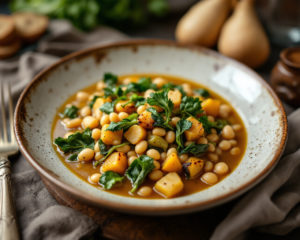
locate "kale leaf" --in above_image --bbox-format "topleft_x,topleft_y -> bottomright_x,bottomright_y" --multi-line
175,119 -> 192,149
195,88 -> 210,98
180,96 -> 203,118
125,155 -> 155,193
179,142 -> 208,155
100,171 -> 124,190
107,113 -> 138,131
60,105 -> 79,119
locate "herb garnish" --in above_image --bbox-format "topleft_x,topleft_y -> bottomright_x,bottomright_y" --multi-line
100,171 -> 124,190
94,140 -> 130,166
99,102 -> 115,114
195,88 -> 210,98
198,116 -> 228,134
175,119 -> 192,149
107,113 -> 138,131
162,83 -> 185,96
179,96 -> 203,118
60,105 -> 79,119
125,155 -> 155,193
89,96 -> 100,108
103,72 -> 118,86
122,94 -> 145,107
179,142 -> 208,155
125,77 -> 157,93
54,128 -> 94,161
147,107 -> 173,130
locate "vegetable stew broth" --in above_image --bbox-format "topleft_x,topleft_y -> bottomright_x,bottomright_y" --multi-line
52,74 -> 246,199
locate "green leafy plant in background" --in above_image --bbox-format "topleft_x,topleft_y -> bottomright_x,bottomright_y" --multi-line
10,0 -> 169,31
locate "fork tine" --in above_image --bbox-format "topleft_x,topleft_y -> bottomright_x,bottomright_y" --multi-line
7,82 -> 15,143
0,81 -> 8,143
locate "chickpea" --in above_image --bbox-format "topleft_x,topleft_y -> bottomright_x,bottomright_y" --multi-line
208,153 -> 219,162
167,147 -> 177,156
64,132 -> 74,138
128,156 -> 137,165
116,144 -> 131,153
94,152 -> 103,161
197,137 -> 208,144
90,173 -> 101,184
65,118 -> 82,128
94,141 -> 100,152
76,91 -> 89,102
230,147 -> 241,155
153,77 -> 167,88
204,161 -> 214,172
152,127 -> 166,137
118,112 -> 129,120
92,128 -> 101,140
165,131 -> 175,143
232,124 -> 242,132
222,125 -> 235,139
80,106 -> 91,117
185,141 -> 194,147
160,152 -> 167,161
100,114 -> 110,126
127,151 -> 137,157
211,129 -> 217,134
112,140 -> 121,145
147,149 -> 160,160
214,162 -> 229,175
137,105 -> 147,115
229,140 -> 237,147
153,160 -> 161,170
219,104 -> 231,118
207,143 -> 215,152
202,172 -> 218,185
78,148 -> 94,162
135,140 -> 148,155
171,117 -> 181,126
82,116 -> 99,129
144,89 -> 155,98
215,147 -> 223,155
94,109 -> 103,120
149,170 -> 163,181
122,78 -> 131,85
219,140 -> 231,151
137,186 -> 152,197
179,154 -> 189,163
182,83 -> 193,96
207,116 -> 215,122
207,133 -> 219,142
109,112 -> 120,122
96,81 -> 106,90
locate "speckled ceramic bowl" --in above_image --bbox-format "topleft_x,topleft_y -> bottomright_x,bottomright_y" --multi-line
14,40 -> 287,215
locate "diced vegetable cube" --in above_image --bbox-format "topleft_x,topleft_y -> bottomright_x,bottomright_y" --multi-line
184,116 -> 204,141
201,98 -> 220,117
124,125 -> 147,144
101,124 -> 123,145
154,172 -> 184,198
183,157 -> 204,179
168,89 -> 182,108
100,152 -> 127,174
138,111 -> 154,129
148,135 -> 168,151
162,153 -> 182,172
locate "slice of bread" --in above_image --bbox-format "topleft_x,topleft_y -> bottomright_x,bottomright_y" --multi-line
0,15 -> 16,45
13,12 -> 49,43
0,38 -> 21,59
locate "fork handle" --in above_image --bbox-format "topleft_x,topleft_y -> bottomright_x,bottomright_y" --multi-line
0,156 -> 20,240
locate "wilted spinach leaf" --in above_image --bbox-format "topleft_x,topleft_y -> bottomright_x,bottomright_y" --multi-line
100,171 -> 124,189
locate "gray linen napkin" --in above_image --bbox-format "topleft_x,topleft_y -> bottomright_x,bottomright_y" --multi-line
1,20 -> 128,240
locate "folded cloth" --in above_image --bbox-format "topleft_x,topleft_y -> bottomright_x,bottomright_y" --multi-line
0,20 -> 128,240
211,109 -> 300,240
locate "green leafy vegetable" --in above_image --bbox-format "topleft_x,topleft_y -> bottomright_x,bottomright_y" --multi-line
100,102 -> 115,114
162,83 -> 185,96
198,116 -> 228,134
107,113 -> 138,131
103,72 -> 118,86
68,153 -> 78,161
125,77 -> 157,94
180,96 -> 203,118
125,155 -> 155,193
100,171 -> 124,190
179,143 -> 208,155
94,140 -> 129,166
54,128 -> 94,154
147,88 -> 173,127
195,89 -> 210,98
147,0 -> 169,16
147,107 -> 173,130
175,119 -> 192,149
60,105 -> 78,119
89,96 -> 100,108
104,86 -> 125,99
122,94 -> 145,107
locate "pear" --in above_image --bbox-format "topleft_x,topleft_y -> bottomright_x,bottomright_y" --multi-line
218,0 -> 270,68
175,0 -> 232,47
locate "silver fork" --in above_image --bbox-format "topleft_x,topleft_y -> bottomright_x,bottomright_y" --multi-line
0,81 -> 20,240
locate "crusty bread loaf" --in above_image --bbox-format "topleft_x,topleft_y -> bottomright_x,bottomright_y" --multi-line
13,12 -> 48,43
0,38 -> 21,59
0,15 -> 16,45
